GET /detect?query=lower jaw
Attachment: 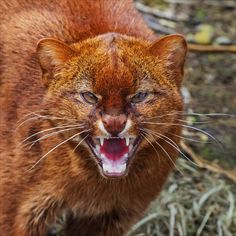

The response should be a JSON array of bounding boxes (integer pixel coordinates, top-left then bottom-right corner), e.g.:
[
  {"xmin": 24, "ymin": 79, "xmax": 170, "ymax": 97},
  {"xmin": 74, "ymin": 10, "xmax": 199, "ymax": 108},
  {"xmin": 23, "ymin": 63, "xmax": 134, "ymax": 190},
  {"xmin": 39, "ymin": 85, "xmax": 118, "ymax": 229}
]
[{"xmin": 85, "ymin": 136, "xmax": 142, "ymax": 178}]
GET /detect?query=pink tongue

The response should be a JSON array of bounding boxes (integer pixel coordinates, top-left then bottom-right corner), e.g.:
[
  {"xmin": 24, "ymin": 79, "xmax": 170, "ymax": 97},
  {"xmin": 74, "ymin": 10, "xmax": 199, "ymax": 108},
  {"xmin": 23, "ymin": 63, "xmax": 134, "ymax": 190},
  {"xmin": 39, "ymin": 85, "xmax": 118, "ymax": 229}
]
[{"xmin": 100, "ymin": 139, "xmax": 129, "ymax": 161}]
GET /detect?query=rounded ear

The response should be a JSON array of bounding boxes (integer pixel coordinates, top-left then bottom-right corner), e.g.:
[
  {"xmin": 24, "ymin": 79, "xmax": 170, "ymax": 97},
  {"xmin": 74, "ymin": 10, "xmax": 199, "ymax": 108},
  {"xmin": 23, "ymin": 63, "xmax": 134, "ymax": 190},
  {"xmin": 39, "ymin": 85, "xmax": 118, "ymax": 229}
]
[
  {"xmin": 36, "ymin": 38, "xmax": 76, "ymax": 86},
  {"xmin": 149, "ymin": 34, "xmax": 187, "ymax": 86}
]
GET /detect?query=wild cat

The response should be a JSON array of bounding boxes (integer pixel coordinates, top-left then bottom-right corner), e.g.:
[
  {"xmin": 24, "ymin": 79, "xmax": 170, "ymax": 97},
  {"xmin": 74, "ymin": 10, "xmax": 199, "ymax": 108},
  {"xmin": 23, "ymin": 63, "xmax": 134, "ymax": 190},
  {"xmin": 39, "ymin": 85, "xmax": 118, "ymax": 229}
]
[{"xmin": 0, "ymin": 0, "xmax": 187, "ymax": 235}]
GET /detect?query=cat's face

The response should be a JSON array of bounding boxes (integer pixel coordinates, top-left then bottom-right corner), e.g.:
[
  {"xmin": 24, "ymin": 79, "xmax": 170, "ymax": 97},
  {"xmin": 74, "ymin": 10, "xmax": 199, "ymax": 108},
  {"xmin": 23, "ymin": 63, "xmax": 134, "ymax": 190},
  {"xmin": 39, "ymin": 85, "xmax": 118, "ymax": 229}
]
[{"xmin": 37, "ymin": 33, "xmax": 187, "ymax": 178}]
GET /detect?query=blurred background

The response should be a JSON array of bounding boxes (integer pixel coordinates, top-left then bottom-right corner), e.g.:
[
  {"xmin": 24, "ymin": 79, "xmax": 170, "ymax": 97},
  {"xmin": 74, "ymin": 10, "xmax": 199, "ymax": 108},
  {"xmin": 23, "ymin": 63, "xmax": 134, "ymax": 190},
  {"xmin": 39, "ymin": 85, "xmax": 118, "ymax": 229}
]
[{"xmin": 130, "ymin": 0, "xmax": 236, "ymax": 235}]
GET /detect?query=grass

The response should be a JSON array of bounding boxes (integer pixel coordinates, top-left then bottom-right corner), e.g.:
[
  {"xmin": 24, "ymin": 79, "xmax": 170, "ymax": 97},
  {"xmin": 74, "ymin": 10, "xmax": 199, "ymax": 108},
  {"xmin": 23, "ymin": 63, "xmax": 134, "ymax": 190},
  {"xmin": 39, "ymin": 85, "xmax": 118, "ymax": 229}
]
[{"xmin": 129, "ymin": 158, "xmax": 236, "ymax": 236}]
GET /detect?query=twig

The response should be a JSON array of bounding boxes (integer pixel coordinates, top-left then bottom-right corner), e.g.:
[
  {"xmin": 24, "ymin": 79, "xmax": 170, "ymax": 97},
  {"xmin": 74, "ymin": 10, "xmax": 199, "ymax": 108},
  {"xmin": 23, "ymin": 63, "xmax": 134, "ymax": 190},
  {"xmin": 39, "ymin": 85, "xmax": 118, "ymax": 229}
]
[
  {"xmin": 180, "ymin": 141, "xmax": 236, "ymax": 183},
  {"xmin": 128, "ymin": 213, "xmax": 159, "ymax": 234},
  {"xmin": 196, "ymin": 207, "xmax": 213, "ymax": 236},
  {"xmin": 166, "ymin": 0, "xmax": 236, "ymax": 8},
  {"xmin": 135, "ymin": 2, "xmax": 189, "ymax": 22},
  {"xmin": 143, "ymin": 15, "xmax": 176, "ymax": 34},
  {"xmin": 188, "ymin": 44, "xmax": 236, "ymax": 53}
]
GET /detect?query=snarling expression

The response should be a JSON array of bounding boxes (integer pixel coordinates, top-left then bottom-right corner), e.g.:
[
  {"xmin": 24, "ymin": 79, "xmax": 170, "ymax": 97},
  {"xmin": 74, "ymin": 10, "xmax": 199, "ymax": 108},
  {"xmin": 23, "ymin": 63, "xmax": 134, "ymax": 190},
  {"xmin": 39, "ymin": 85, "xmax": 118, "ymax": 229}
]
[{"xmin": 37, "ymin": 33, "xmax": 187, "ymax": 178}]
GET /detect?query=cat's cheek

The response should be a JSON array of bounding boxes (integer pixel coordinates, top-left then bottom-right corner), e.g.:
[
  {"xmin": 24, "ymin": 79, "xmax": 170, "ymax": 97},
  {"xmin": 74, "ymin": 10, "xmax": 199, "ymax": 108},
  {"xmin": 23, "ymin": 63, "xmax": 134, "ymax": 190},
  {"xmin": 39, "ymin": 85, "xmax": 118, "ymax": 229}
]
[{"xmin": 134, "ymin": 102, "xmax": 161, "ymax": 119}]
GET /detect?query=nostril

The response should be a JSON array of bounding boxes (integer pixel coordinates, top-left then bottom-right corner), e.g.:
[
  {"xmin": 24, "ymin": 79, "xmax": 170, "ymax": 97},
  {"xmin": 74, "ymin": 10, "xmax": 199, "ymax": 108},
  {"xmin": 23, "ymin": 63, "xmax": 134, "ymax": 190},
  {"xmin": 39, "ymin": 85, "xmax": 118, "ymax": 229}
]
[
  {"xmin": 103, "ymin": 119, "xmax": 108, "ymax": 126},
  {"xmin": 101, "ymin": 114, "xmax": 127, "ymax": 135},
  {"xmin": 102, "ymin": 116, "xmax": 111, "ymax": 127},
  {"xmin": 119, "ymin": 115, "xmax": 127, "ymax": 127},
  {"xmin": 121, "ymin": 120, "xmax": 126, "ymax": 128}
]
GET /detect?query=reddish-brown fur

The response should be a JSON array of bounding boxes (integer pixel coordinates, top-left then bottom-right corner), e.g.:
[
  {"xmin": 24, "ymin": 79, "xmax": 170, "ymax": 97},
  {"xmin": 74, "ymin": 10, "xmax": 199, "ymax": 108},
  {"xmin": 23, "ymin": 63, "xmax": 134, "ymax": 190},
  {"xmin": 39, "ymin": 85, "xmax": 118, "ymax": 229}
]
[{"xmin": 0, "ymin": 0, "xmax": 187, "ymax": 235}]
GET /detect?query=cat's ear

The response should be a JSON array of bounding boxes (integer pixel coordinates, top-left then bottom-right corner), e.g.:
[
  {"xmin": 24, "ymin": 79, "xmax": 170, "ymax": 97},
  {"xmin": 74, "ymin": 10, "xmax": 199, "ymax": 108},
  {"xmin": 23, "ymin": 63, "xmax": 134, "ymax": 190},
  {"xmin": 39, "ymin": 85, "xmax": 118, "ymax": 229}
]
[
  {"xmin": 149, "ymin": 34, "xmax": 187, "ymax": 86},
  {"xmin": 37, "ymin": 38, "xmax": 76, "ymax": 86}
]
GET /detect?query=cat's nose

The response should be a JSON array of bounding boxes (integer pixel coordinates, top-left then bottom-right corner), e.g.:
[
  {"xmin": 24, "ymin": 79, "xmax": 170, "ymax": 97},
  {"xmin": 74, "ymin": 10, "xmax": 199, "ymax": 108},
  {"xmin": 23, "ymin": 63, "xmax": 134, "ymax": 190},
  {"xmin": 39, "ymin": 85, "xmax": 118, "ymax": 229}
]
[{"xmin": 102, "ymin": 114, "xmax": 127, "ymax": 136}]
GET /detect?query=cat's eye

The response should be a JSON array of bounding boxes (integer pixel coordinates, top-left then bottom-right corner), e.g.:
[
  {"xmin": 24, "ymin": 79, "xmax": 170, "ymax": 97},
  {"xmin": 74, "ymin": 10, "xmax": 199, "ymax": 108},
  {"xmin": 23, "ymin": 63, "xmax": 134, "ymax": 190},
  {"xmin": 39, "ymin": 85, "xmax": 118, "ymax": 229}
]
[
  {"xmin": 80, "ymin": 91, "xmax": 98, "ymax": 104},
  {"xmin": 130, "ymin": 92, "xmax": 148, "ymax": 104}
]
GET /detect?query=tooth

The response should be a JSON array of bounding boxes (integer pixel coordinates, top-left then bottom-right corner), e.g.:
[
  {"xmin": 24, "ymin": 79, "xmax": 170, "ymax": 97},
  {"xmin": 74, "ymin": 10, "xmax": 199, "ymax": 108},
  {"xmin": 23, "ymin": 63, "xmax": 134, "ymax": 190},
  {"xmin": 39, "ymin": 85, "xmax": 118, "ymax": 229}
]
[
  {"xmin": 102, "ymin": 162, "xmax": 111, "ymax": 172},
  {"xmin": 120, "ymin": 163, "xmax": 127, "ymax": 172},
  {"xmin": 125, "ymin": 137, "xmax": 129, "ymax": 146},
  {"xmin": 96, "ymin": 145, "xmax": 100, "ymax": 151},
  {"xmin": 116, "ymin": 163, "xmax": 127, "ymax": 173},
  {"xmin": 100, "ymin": 137, "xmax": 104, "ymax": 146},
  {"xmin": 102, "ymin": 162, "xmax": 127, "ymax": 174}
]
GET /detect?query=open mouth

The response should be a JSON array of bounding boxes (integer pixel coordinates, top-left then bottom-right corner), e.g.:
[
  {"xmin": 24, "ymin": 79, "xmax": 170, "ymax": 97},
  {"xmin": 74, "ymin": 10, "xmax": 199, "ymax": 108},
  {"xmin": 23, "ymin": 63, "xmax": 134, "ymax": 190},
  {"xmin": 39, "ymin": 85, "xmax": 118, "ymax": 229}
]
[{"xmin": 85, "ymin": 136, "xmax": 141, "ymax": 177}]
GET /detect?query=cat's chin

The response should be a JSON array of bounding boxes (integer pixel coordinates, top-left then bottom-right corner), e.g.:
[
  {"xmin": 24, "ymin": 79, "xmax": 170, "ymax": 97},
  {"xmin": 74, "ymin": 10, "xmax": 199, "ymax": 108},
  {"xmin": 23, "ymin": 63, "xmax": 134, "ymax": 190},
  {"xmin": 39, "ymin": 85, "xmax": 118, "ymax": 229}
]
[{"xmin": 85, "ymin": 135, "xmax": 142, "ymax": 178}]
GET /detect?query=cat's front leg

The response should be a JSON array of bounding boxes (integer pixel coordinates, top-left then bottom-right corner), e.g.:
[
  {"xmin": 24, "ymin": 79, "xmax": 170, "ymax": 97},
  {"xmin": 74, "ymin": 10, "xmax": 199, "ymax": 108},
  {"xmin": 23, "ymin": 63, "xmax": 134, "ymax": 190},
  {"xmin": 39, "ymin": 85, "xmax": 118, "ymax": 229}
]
[{"xmin": 13, "ymin": 193, "xmax": 67, "ymax": 236}]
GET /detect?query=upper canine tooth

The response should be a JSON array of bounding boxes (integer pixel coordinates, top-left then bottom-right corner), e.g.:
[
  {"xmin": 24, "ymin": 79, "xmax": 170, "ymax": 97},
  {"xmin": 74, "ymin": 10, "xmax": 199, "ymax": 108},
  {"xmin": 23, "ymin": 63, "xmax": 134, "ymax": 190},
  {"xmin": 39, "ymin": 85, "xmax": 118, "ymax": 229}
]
[
  {"xmin": 100, "ymin": 137, "xmax": 104, "ymax": 146},
  {"xmin": 125, "ymin": 137, "xmax": 129, "ymax": 146}
]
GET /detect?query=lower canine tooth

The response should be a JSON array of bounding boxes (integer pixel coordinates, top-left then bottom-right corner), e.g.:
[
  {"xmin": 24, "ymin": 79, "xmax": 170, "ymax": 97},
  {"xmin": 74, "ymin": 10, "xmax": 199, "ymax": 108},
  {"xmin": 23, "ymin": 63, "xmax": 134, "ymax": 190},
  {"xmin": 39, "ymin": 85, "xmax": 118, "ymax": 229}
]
[
  {"xmin": 125, "ymin": 137, "xmax": 129, "ymax": 146},
  {"xmin": 96, "ymin": 145, "xmax": 100, "ymax": 152}
]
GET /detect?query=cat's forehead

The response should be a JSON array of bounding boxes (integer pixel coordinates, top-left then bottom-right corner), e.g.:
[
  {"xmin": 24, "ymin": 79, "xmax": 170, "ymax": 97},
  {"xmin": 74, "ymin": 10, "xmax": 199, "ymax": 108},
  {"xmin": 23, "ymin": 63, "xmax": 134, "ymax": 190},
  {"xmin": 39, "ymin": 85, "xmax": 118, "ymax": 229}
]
[
  {"xmin": 71, "ymin": 33, "xmax": 163, "ymax": 97},
  {"xmin": 76, "ymin": 34, "xmax": 143, "ymax": 96},
  {"xmin": 93, "ymin": 47, "xmax": 135, "ymax": 96}
]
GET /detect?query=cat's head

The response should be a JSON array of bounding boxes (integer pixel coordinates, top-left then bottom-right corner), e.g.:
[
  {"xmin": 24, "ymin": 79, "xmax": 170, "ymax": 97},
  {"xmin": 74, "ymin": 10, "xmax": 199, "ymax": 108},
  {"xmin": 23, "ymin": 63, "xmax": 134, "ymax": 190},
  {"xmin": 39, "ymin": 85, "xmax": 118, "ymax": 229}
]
[{"xmin": 37, "ymin": 33, "xmax": 187, "ymax": 178}]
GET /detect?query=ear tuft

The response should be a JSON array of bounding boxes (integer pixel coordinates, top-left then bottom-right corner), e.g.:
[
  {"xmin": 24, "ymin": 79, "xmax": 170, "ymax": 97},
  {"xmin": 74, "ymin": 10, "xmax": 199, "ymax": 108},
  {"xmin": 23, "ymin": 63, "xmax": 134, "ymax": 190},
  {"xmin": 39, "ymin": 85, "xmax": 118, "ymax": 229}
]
[
  {"xmin": 37, "ymin": 38, "xmax": 76, "ymax": 73},
  {"xmin": 149, "ymin": 34, "xmax": 187, "ymax": 85}
]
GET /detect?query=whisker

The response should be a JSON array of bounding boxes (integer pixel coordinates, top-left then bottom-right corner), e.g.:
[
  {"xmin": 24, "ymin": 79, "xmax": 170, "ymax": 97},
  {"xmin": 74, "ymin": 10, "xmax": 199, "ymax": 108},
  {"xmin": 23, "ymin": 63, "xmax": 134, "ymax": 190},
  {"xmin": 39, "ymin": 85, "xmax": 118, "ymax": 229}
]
[
  {"xmin": 26, "ymin": 129, "xmax": 91, "ymax": 172},
  {"xmin": 169, "ymin": 132, "xmax": 211, "ymax": 144},
  {"xmin": 141, "ymin": 121, "xmax": 222, "ymax": 149},
  {"xmin": 145, "ymin": 112, "xmax": 181, "ymax": 121},
  {"xmin": 145, "ymin": 111, "xmax": 236, "ymax": 121},
  {"xmin": 141, "ymin": 130, "xmax": 184, "ymax": 176},
  {"xmin": 20, "ymin": 123, "xmax": 85, "ymax": 146},
  {"xmin": 72, "ymin": 134, "xmax": 89, "ymax": 152},
  {"xmin": 15, "ymin": 114, "xmax": 48, "ymax": 130},
  {"xmin": 180, "ymin": 112, "xmax": 236, "ymax": 118},
  {"xmin": 16, "ymin": 110, "xmax": 46, "ymax": 124},
  {"xmin": 16, "ymin": 113, "xmax": 78, "ymax": 130},
  {"xmin": 175, "ymin": 119, "xmax": 210, "ymax": 124},
  {"xmin": 142, "ymin": 128, "xmax": 201, "ymax": 168},
  {"xmin": 27, "ymin": 126, "xmax": 85, "ymax": 149},
  {"xmin": 140, "ymin": 133, "xmax": 161, "ymax": 166}
]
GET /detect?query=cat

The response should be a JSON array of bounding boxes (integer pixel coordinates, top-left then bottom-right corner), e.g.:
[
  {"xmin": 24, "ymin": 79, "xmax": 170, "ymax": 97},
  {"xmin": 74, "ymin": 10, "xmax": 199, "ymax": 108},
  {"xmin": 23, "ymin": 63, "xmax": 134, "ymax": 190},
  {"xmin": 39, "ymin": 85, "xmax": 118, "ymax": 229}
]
[{"xmin": 0, "ymin": 0, "xmax": 187, "ymax": 235}]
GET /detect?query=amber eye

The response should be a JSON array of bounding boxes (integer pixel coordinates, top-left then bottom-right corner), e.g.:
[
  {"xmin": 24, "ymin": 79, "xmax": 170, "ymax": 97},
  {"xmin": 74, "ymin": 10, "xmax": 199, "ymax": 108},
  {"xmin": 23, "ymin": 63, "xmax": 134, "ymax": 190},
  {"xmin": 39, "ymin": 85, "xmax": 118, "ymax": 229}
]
[
  {"xmin": 130, "ymin": 92, "xmax": 148, "ymax": 104},
  {"xmin": 80, "ymin": 92, "xmax": 98, "ymax": 104}
]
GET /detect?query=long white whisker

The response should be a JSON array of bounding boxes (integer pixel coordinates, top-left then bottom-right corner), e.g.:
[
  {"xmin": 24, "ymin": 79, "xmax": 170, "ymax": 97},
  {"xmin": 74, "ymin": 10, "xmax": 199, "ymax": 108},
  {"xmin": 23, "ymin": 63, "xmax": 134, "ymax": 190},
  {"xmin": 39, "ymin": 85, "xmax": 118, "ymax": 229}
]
[
  {"xmin": 142, "ymin": 128, "xmax": 200, "ymax": 168},
  {"xmin": 26, "ymin": 129, "xmax": 91, "ymax": 172},
  {"xmin": 145, "ymin": 112, "xmax": 236, "ymax": 121},
  {"xmin": 72, "ymin": 134, "xmax": 89, "ymax": 153},
  {"xmin": 141, "ymin": 121, "xmax": 222, "ymax": 148},
  {"xmin": 16, "ymin": 114, "xmax": 78, "ymax": 130},
  {"xmin": 16, "ymin": 110, "xmax": 45, "ymax": 124},
  {"xmin": 27, "ymin": 126, "xmax": 85, "ymax": 149},
  {"xmin": 20, "ymin": 124, "xmax": 85, "ymax": 146},
  {"xmin": 175, "ymin": 119, "xmax": 210, "ymax": 124},
  {"xmin": 141, "ymin": 130, "xmax": 184, "ymax": 176},
  {"xmin": 169, "ymin": 132, "xmax": 211, "ymax": 144},
  {"xmin": 145, "ymin": 111, "xmax": 181, "ymax": 120},
  {"xmin": 15, "ymin": 115, "xmax": 48, "ymax": 130},
  {"xmin": 140, "ymin": 133, "xmax": 160, "ymax": 166},
  {"xmin": 181, "ymin": 112, "xmax": 236, "ymax": 118}
]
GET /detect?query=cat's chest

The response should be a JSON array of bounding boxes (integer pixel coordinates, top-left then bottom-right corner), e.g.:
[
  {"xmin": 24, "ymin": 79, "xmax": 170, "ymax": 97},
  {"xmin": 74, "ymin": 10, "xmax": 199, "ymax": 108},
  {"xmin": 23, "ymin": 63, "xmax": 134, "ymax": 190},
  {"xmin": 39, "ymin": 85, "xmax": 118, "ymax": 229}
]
[
  {"xmin": 69, "ymin": 181, "xmax": 129, "ymax": 216},
  {"xmin": 47, "ymin": 186, "xmax": 128, "ymax": 236}
]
